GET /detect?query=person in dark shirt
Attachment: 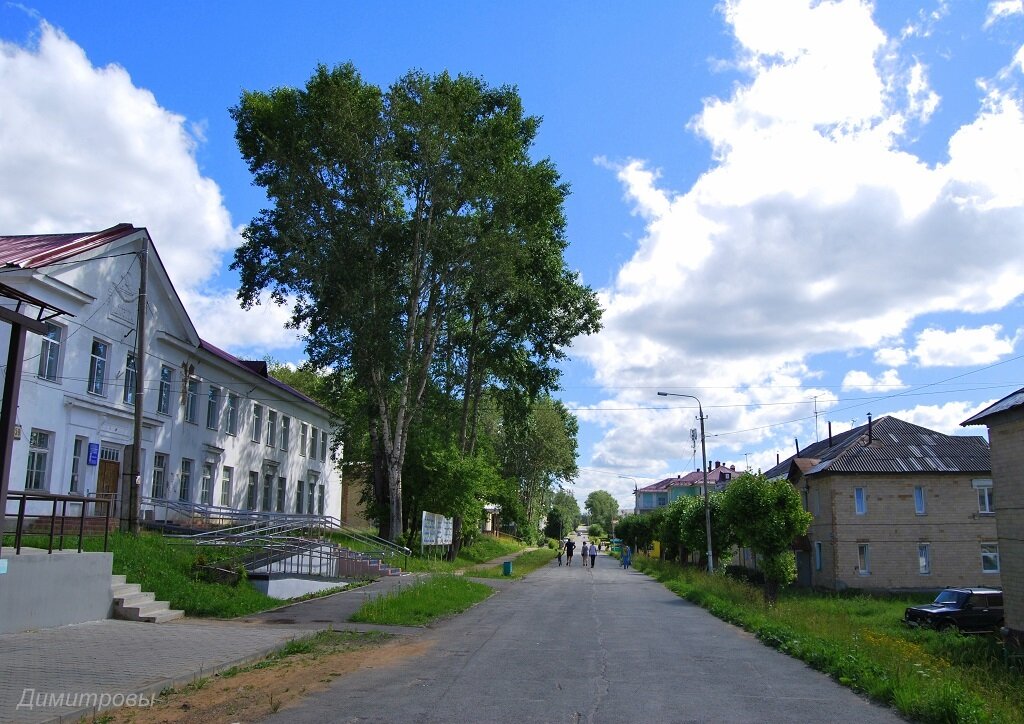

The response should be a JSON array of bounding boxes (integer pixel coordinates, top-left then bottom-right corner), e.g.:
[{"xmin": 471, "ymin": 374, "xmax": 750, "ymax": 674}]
[{"xmin": 565, "ymin": 538, "xmax": 576, "ymax": 566}]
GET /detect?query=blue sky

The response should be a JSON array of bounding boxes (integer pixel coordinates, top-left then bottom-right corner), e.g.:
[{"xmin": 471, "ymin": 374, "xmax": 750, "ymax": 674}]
[{"xmin": 2, "ymin": 1, "xmax": 1023, "ymax": 511}]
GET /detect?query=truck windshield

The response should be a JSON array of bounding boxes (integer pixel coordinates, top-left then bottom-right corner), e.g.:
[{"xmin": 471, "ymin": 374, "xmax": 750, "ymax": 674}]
[{"xmin": 934, "ymin": 590, "xmax": 965, "ymax": 605}]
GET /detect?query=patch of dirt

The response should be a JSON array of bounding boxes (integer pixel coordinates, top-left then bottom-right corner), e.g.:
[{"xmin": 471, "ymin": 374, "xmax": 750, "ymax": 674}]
[{"xmin": 102, "ymin": 635, "xmax": 433, "ymax": 724}]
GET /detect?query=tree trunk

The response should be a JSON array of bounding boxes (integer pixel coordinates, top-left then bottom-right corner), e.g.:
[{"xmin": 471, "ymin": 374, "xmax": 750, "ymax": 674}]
[{"xmin": 369, "ymin": 413, "xmax": 390, "ymax": 541}]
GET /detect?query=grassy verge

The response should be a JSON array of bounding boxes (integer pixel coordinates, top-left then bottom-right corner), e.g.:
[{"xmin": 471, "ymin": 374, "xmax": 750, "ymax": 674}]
[
  {"xmin": 635, "ymin": 557, "xmax": 1023, "ymax": 724},
  {"xmin": 350, "ymin": 574, "xmax": 494, "ymax": 625},
  {"xmin": 327, "ymin": 533, "xmax": 525, "ymax": 574},
  {"xmin": 6, "ymin": 531, "xmax": 283, "ymax": 617},
  {"xmin": 468, "ymin": 547, "xmax": 556, "ymax": 578}
]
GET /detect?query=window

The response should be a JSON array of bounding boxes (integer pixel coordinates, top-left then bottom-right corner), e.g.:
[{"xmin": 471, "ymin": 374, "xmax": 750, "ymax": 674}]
[
  {"xmin": 252, "ymin": 404, "xmax": 263, "ymax": 443},
  {"xmin": 914, "ymin": 486, "xmax": 926, "ymax": 515},
  {"xmin": 857, "ymin": 544, "xmax": 870, "ymax": 575},
  {"xmin": 123, "ymin": 353, "xmax": 137, "ymax": 405},
  {"xmin": 26, "ymin": 429, "xmax": 51, "ymax": 490},
  {"xmin": 206, "ymin": 386, "xmax": 220, "ymax": 430},
  {"xmin": 225, "ymin": 393, "xmax": 239, "ymax": 436},
  {"xmin": 854, "ymin": 487, "xmax": 866, "ymax": 515},
  {"xmin": 70, "ymin": 436, "xmax": 85, "ymax": 493},
  {"xmin": 179, "ymin": 459, "xmax": 193, "ymax": 502},
  {"xmin": 246, "ymin": 471, "xmax": 259, "ymax": 510},
  {"xmin": 981, "ymin": 543, "xmax": 1000, "ymax": 573},
  {"xmin": 317, "ymin": 483, "xmax": 325, "ymax": 515},
  {"xmin": 262, "ymin": 473, "xmax": 273, "ymax": 512},
  {"xmin": 280, "ymin": 416, "xmax": 290, "ymax": 451},
  {"xmin": 276, "ymin": 476, "xmax": 286, "ymax": 512},
  {"xmin": 157, "ymin": 366, "xmax": 173, "ymax": 415},
  {"xmin": 184, "ymin": 378, "xmax": 199, "ymax": 424},
  {"xmin": 310, "ymin": 427, "xmax": 318, "ymax": 460},
  {"xmin": 220, "ymin": 467, "xmax": 233, "ymax": 507},
  {"xmin": 307, "ymin": 478, "xmax": 316, "ymax": 516},
  {"xmin": 814, "ymin": 541, "xmax": 822, "ymax": 571},
  {"xmin": 296, "ymin": 480, "xmax": 305, "ymax": 514},
  {"xmin": 300, "ymin": 424, "xmax": 308, "ymax": 456},
  {"xmin": 656, "ymin": 494, "xmax": 667, "ymax": 507},
  {"xmin": 267, "ymin": 410, "xmax": 277, "ymax": 447},
  {"xmin": 87, "ymin": 338, "xmax": 108, "ymax": 395},
  {"xmin": 37, "ymin": 322, "xmax": 62, "ymax": 381},
  {"xmin": 152, "ymin": 453, "xmax": 167, "ymax": 499},
  {"xmin": 200, "ymin": 463, "xmax": 213, "ymax": 505},
  {"xmin": 974, "ymin": 479, "xmax": 994, "ymax": 514},
  {"xmin": 918, "ymin": 543, "xmax": 931, "ymax": 575},
  {"xmin": 320, "ymin": 431, "xmax": 328, "ymax": 462}
]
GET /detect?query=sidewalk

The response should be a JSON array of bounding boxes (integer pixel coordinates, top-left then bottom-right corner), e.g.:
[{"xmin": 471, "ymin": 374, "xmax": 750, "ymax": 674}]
[{"xmin": 0, "ymin": 548, "xmax": 537, "ymax": 723}]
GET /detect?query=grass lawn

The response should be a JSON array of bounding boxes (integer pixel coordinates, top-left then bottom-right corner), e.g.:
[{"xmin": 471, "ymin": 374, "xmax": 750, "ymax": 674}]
[
  {"xmin": 328, "ymin": 532, "xmax": 526, "ymax": 574},
  {"xmin": 467, "ymin": 547, "xmax": 556, "ymax": 578},
  {"xmin": 635, "ymin": 557, "xmax": 1024, "ymax": 724},
  {"xmin": 349, "ymin": 574, "xmax": 493, "ymax": 626}
]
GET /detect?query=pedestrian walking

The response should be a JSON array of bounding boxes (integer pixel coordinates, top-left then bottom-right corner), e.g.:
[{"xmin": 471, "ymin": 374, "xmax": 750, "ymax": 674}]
[
  {"xmin": 557, "ymin": 538, "xmax": 565, "ymax": 566},
  {"xmin": 621, "ymin": 544, "xmax": 632, "ymax": 569},
  {"xmin": 581, "ymin": 540, "xmax": 588, "ymax": 567},
  {"xmin": 565, "ymin": 538, "xmax": 575, "ymax": 566},
  {"xmin": 589, "ymin": 541, "xmax": 597, "ymax": 568}
]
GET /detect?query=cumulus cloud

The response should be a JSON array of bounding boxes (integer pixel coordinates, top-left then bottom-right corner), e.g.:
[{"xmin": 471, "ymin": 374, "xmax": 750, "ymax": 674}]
[
  {"xmin": 910, "ymin": 325, "xmax": 1018, "ymax": 366},
  {"xmin": 0, "ymin": 23, "xmax": 297, "ymax": 354},
  {"xmin": 842, "ymin": 369, "xmax": 905, "ymax": 391},
  {"xmin": 578, "ymin": 0, "xmax": 1024, "ymax": 479},
  {"xmin": 984, "ymin": 1, "xmax": 1023, "ymax": 29}
]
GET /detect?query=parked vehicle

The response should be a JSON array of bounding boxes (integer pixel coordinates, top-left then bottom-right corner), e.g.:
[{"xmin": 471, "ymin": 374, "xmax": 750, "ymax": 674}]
[{"xmin": 904, "ymin": 588, "xmax": 1004, "ymax": 632}]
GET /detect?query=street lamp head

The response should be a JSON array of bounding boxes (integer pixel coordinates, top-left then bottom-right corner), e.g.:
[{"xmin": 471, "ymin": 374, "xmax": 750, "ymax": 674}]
[{"xmin": 657, "ymin": 391, "xmax": 668, "ymax": 396}]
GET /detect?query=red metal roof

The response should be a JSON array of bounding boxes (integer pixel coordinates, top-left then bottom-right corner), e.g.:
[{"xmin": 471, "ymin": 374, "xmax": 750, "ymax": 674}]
[{"xmin": 0, "ymin": 224, "xmax": 137, "ymax": 269}]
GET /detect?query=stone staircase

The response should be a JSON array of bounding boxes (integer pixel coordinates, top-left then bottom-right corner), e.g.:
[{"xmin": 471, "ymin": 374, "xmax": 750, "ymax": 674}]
[{"xmin": 110, "ymin": 575, "xmax": 184, "ymax": 623}]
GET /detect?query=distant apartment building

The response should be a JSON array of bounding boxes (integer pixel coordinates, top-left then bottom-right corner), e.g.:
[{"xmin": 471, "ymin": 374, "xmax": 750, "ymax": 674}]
[{"xmin": 634, "ymin": 463, "xmax": 739, "ymax": 514}]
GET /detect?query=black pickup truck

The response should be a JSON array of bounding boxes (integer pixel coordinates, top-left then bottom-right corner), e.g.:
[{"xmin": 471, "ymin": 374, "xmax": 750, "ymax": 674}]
[{"xmin": 904, "ymin": 588, "xmax": 1004, "ymax": 632}]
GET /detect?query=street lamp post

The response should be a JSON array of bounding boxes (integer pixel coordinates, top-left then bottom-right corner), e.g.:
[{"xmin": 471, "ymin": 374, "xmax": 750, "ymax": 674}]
[{"xmin": 658, "ymin": 391, "xmax": 714, "ymax": 573}]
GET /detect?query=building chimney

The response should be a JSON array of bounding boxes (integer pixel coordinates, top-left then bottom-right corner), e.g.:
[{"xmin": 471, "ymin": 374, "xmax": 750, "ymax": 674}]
[
  {"xmin": 714, "ymin": 461, "xmax": 720, "ymax": 469},
  {"xmin": 794, "ymin": 438, "xmax": 800, "ymax": 456},
  {"xmin": 828, "ymin": 421, "xmax": 833, "ymax": 447},
  {"xmin": 730, "ymin": 464, "xmax": 735, "ymax": 471},
  {"xmin": 776, "ymin": 452, "xmax": 780, "ymax": 465},
  {"xmin": 867, "ymin": 413, "xmax": 873, "ymax": 443}
]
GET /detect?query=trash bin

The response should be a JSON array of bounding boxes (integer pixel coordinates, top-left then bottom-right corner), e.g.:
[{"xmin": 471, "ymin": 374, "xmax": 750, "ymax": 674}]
[{"xmin": 502, "ymin": 561, "xmax": 513, "ymax": 576}]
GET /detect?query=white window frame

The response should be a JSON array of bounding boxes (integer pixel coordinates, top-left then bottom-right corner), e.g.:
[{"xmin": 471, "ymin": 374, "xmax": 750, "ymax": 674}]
[
  {"xmin": 70, "ymin": 436, "xmax": 86, "ymax": 493},
  {"xmin": 857, "ymin": 544, "xmax": 870, "ymax": 575},
  {"xmin": 184, "ymin": 378, "xmax": 199, "ymax": 424},
  {"xmin": 87, "ymin": 338, "xmax": 109, "ymax": 396},
  {"xmin": 225, "ymin": 393, "xmax": 239, "ymax": 436},
  {"xmin": 854, "ymin": 487, "xmax": 867, "ymax": 515},
  {"xmin": 280, "ymin": 416, "xmax": 290, "ymax": 451},
  {"xmin": 310, "ymin": 426, "xmax": 318, "ymax": 460},
  {"xmin": 206, "ymin": 386, "xmax": 220, "ymax": 430},
  {"xmin": 918, "ymin": 543, "xmax": 931, "ymax": 575},
  {"xmin": 320, "ymin": 431, "xmax": 328, "ymax": 462},
  {"xmin": 262, "ymin": 473, "xmax": 273, "ymax": 512},
  {"xmin": 200, "ymin": 463, "xmax": 214, "ymax": 505},
  {"xmin": 300, "ymin": 423, "xmax": 308, "ymax": 457},
  {"xmin": 913, "ymin": 485, "xmax": 926, "ymax": 515},
  {"xmin": 37, "ymin": 321, "xmax": 63, "ymax": 382},
  {"xmin": 220, "ymin": 466, "xmax": 233, "ymax": 507},
  {"xmin": 26, "ymin": 429, "xmax": 51, "ymax": 490},
  {"xmin": 152, "ymin": 453, "xmax": 167, "ymax": 499},
  {"xmin": 317, "ymin": 482, "xmax": 325, "ymax": 515},
  {"xmin": 296, "ymin": 480, "xmax": 305, "ymax": 514},
  {"xmin": 252, "ymin": 404, "xmax": 263, "ymax": 443},
  {"xmin": 276, "ymin": 476, "xmax": 286, "ymax": 512},
  {"xmin": 974, "ymin": 479, "xmax": 994, "ymax": 515},
  {"xmin": 123, "ymin": 353, "xmax": 137, "ymax": 405},
  {"xmin": 981, "ymin": 542, "xmax": 1000, "ymax": 573},
  {"xmin": 307, "ymin": 475, "xmax": 316, "ymax": 514},
  {"xmin": 157, "ymin": 365, "xmax": 173, "ymax": 415},
  {"xmin": 267, "ymin": 410, "xmax": 278, "ymax": 448},
  {"xmin": 246, "ymin": 470, "xmax": 259, "ymax": 510},
  {"xmin": 179, "ymin": 459, "xmax": 193, "ymax": 502}
]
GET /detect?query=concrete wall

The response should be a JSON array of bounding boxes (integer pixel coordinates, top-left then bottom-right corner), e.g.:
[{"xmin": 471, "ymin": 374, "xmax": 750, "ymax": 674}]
[
  {"xmin": 0, "ymin": 551, "xmax": 113, "ymax": 633},
  {"xmin": 805, "ymin": 473, "xmax": 999, "ymax": 591},
  {"xmin": 985, "ymin": 412, "xmax": 1024, "ymax": 638}
]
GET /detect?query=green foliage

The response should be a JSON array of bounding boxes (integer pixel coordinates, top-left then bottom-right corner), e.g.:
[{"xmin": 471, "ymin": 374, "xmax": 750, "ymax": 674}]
[
  {"xmin": 675, "ymin": 492, "xmax": 734, "ymax": 567},
  {"xmin": 635, "ymin": 558, "xmax": 1023, "ymax": 724},
  {"xmin": 615, "ymin": 510, "xmax": 661, "ymax": 553},
  {"xmin": 467, "ymin": 547, "xmax": 558, "ymax": 579},
  {"xmin": 587, "ymin": 523, "xmax": 606, "ymax": 539},
  {"xmin": 350, "ymin": 575, "xmax": 493, "ymax": 626},
  {"xmin": 584, "ymin": 490, "xmax": 619, "ymax": 533}
]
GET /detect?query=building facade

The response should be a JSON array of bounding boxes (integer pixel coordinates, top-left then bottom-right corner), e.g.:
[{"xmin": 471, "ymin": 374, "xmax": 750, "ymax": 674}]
[
  {"xmin": 634, "ymin": 463, "xmax": 738, "ymax": 514},
  {"xmin": 1, "ymin": 225, "xmax": 339, "ymax": 522},
  {"xmin": 766, "ymin": 416, "xmax": 997, "ymax": 591},
  {"xmin": 963, "ymin": 390, "xmax": 1024, "ymax": 649}
]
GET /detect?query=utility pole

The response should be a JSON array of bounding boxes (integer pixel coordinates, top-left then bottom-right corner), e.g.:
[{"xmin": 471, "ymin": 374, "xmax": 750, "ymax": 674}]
[{"xmin": 128, "ymin": 242, "xmax": 148, "ymax": 534}]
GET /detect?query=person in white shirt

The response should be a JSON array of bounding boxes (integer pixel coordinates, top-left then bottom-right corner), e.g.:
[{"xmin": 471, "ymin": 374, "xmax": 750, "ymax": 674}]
[{"xmin": 589, "ymin": 542, "xmax": 598, "ymax": 568}]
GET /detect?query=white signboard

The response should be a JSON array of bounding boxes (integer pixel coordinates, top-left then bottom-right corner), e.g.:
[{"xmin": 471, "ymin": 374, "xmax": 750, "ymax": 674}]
[
  {"xmin": 421, "ymin": 510, "xmax": 454, "ymax": 547},
  {"xmin": 439, "ymin": 515, "xmax": 454, "ymax": 545}
]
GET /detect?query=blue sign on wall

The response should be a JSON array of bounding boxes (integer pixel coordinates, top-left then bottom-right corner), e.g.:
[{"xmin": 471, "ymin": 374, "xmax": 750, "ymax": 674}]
[{"xmin": 87, "ymin": 442, "xmax": 99, "ymax": 466}]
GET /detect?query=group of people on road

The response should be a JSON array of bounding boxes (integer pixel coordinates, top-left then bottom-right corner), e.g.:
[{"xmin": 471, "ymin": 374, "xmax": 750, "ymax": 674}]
[{"xmin": 557, "ymin": 537, "xmax": 599, "ymax": 568}]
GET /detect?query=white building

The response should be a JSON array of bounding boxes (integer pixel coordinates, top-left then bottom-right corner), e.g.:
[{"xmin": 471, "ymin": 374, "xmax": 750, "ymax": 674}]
[{"xmin": 0, "ymin": 224, "xmax": 339, "ymax": 523}]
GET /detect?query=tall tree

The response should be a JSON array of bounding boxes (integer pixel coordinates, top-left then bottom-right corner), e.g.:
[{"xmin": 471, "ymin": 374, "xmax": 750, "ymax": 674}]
[
  {"xmin": 231, "ymin": 64, "xmax": 600, "ymax": 540},
  {"xmin": 585, "ymin": 490, "xmax": 619, "ymax": 533}
]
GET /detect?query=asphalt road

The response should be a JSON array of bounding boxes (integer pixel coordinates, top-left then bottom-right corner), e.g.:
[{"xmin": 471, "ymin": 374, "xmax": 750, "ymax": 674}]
[{"xmin": 263, "ymin": 551, "xmax": 904, "ymax": 723}]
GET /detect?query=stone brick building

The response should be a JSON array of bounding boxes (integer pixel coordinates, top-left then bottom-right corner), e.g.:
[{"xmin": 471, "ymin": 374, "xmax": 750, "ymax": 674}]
[
  {"xmin": 963, "ymin": 390, "xmax": 1024, "ymax": 650},
  {"xmin": 765, "ymin": 416, "xmax": 996, "ymax": 591}
]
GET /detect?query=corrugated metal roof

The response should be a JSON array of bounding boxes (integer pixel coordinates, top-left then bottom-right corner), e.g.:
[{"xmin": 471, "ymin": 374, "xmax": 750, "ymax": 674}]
[
  {"xmin": 0, "ymin": 224, "xmax": 137, "ymax": 269},
  {"xmin": 961, "ymin": 387, "xmax": 1024, "ymax": 426},
  {"xmin": 769, "ymin": 416, "xmax": 989, "ymax": 477}
]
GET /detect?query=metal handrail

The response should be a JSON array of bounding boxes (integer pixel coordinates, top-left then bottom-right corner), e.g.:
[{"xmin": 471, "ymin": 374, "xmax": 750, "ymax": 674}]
[{"xmin": 2, "ymin": 491, "xmax": 114, "ymax": 555}]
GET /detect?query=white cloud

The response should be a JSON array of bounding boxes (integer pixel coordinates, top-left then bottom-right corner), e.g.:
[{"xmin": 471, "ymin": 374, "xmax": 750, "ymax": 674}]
[
  {"xmin": 910, "ymin": 325, "xmax": 1017, "ymax": 366},
  {"xmin": 886, "ymin": 400, "xmax": 993, "ymax": 437},
  {"xmin": 579, "ymin": 0, "xmax": 1024, "ymax": 476},
  {"xmin": 842, "ymin": 369, "xmax": 905, "ymax": 391},
  {"xmin": 984, "ymin": 1, "xmax": 1023, "ymax": 29},
  {"xmin": 0, "ymin": 23, "xmax": 298, "ymax": 354}
]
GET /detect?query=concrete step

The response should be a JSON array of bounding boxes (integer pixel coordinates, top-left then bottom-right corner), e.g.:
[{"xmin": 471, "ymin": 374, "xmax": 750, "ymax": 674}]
[
  {"xmin": 109, "ymin": 574, "xmax": 183, "ymax": 624},
  {"xmin": 114, "ymin": 591, "xmax": 155, "ymax": 608},
  {"xmin": 111, "ymin": 582, "xmax": 142, "ymax": 598},
  {"xmin": 111, "ymin": 574, "xmax": 127, "ymax": 586}
]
